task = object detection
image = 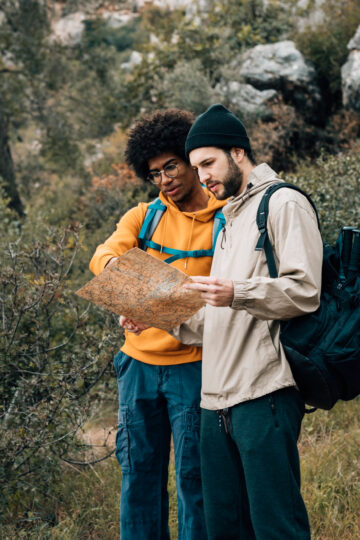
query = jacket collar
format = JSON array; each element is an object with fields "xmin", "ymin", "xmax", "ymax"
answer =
[{"xmin": 223, "ymin": 163, "xmax": 281, "ymax": 219}]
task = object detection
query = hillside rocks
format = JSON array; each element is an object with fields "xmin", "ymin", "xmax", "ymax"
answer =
[
  {"xmin": 239, "ymin": 40, "xmax": 321, "ymax": 118},
  {"xmin": 50, "ymin": 9, "xmax": 138, "ymax": 47},
  {"xmin": 120, "ymin": 50, "xmax": 143, "ymax": 71},
  {"xmin": 341, "ymin": 26, "xmax": 360, "ymax": 113},
  {"xmin": 215, "ymin": 81, "xmax": 278, "ymax": 120},
  {"xmin": 101, "ymin": 10, "xmax": 137, "ymax": 28},
  {"xmin": 135, "ymin": 0, "xmax": 210, "ymax": 10},
  {"xmin": 50, "ymin": 12, "xmax": 86, "ymax": 47}
]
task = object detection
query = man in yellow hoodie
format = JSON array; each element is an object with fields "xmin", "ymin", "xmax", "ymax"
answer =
[{"xmin": 89, "ymin": 108, "xmax": 225, "ymax": 540}]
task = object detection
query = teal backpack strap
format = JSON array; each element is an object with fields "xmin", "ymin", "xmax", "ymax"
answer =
[
  {"xmin": 161, "ymin": 246, "xmax": 214, "ymax": 264},
  {"xmin": 138, "ymin": 202, "xmax": 225, "ymax": 264},
  {"xmin": 212, "ymin": 210, "xmax": 226, "ymax": 248},
  {"xmin": 161, "ymin": 209, "xmax": 225, "ymax": 264},
  {"xmin": 138, "ymin": 198, "xmax": 166, "ymax": 250}
]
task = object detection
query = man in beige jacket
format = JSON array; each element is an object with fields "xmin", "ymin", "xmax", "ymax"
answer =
[{"xmin": 174, "ymin": 104, "xmax": 323, "ymax": 539}]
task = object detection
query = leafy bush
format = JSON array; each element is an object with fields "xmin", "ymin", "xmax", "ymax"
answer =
[
  {"xmin": 142, "ymin": 0, "xmax": 296, "ymax": 71},
  {"xmin": 285, "ymin": 143, "xmax": 360, "ymax": 243},
  {"xmin": 0, "ymin": 219, "xmax": 120, "ymax": 524},
  {"xmin": 157, "ymin": 60, "xmax": 215, "ymax": 114},
  {"xmin": 83, "ymin": 16, "xmax": 145, "ymax": 53},
  {"xmin": 294, "ymin": 0, "xmax": 360, "ymax": 110},
  {"xmin": 116, "ymin": 0, "xmax": 297, "ymax": 122},
  {"xmin": 0, "ymin": 182, "xmax": 22, "ymax": 240},
  {"xmin": 39, "ymin": 112, "xmax": 82, "ymax": 172}
]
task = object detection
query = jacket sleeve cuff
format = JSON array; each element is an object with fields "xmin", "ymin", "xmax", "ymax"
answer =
[{"xmin": 231, "ymin": 281, "xmax": 248, "ymax": 310}]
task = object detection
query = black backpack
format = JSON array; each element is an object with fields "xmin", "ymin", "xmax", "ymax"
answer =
[{"xmin": 255, "ymin": 182, "xmax": 360, "ymax": 410}]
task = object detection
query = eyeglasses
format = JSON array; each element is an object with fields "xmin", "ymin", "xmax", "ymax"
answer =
[{"xmin": 147, "ymin": 162, "xmax": 179, "ymax": 185}]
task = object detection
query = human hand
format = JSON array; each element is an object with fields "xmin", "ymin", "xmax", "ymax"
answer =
[
  {"xmin": 106, "ymin": 257, "xmax": 118, "ymax": 267},
  {"xmin": 183, "ymin": 276, "xmax": 234, "ymax": 307},
  {"xmin": 119, "ymin": 316, "xmax": 149, "ymax": 335}
]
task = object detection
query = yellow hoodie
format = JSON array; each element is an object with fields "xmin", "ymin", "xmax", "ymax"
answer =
[{"xmin": 89, "ymin": 188, "xmax": 226, "ymax": 365}]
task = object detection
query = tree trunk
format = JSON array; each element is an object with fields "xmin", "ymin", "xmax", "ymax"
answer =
[{"xmin": 0, "ymin": 114, "xmax": 24, "ymax": 217}]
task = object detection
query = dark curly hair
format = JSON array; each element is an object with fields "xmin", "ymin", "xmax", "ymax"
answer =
[{"xmin": 125, "ymin": 108, "xmax": 195, "ymax": 181}]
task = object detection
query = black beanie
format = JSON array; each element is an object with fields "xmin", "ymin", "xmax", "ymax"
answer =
[{"xmin": 185, "ymin": 104, "xmax": 251, "ymax": 156}]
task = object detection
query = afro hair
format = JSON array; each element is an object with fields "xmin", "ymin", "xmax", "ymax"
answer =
[{"xmin": 125, "ymin": 108, "xmax": 195, "ymax": 181}]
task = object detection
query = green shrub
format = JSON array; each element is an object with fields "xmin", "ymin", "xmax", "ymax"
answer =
[
  {"xmin": 0, "ymin": 182, "xmax": 22, "ymax": 240},
  {"xmin": 117, "ymin": 0, "xmax": 297, "ymax": 122},
  {"xmin": 0, "ymin": 223, "xmax": 120, "ymax": 524},
  {"xmin": 158, "ymin": 60, "xmax": 215, "ymax": 115},
  {"xmin": 285, "ymin": 145, "xmax": 360, "ymax": 243},
  {"xmin": 83, "ymin": 16, "xmax": 146, "ymax": 53},
  {"xmin": 294, "ymin": 0, "xmax": 360, "ymax": 110}
]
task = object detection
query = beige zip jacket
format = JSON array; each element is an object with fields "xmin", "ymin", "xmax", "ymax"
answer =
[{"xmin": 172, "ymin": 163, "xmax": 323, "ymax": 410}]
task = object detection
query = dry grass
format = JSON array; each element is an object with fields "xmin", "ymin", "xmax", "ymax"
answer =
[
  {"xmin": 2, "ymin": 398, "xmax": 359, "ymax": 539},
  {"xmin": 300, "ymin": 399, "xmax": 360, "ymax": 539}
]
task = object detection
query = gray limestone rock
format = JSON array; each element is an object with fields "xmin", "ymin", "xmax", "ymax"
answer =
[
  {"xmin": 341, "ymin": 26, "xmax": 360, "ymax": 113},
  {"xmin": 347, "ymin": 25, "xmax": 360, "ymax": 51},
  {"xmin": 341, "ymin": 51, "xmax": 360, "ymax": 113},
  {"xmin": 216, "ymin": 81, "xmax": 278, "ymax": 120},
  {"xmin": 120, "ymin": 50, "xmax": 143, "ymax": 71},
  {"xmin": 50, "ymin": 12, "xmax": 86, "ymax": 47},
  {"xmin": 102, "ymin": 11, "xmax": 138, "ymax": 29},
  {"xmin": 239, "ymin": 40, "xmax": 321, "ymax": 116}
]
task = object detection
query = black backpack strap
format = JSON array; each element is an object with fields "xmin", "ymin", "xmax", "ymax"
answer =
[{"xmin": 255, "ymin": 182, "xmax": 320, "ymax": 279}]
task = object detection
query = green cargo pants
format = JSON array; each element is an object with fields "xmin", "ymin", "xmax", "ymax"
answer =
[{"xmin": 200, "ymin": 387, "xmax": 311, "ymax": 540}]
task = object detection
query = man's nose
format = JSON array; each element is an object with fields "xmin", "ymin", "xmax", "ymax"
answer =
[
  {"xmin": 198, "ymin": 169, "xmax": 210, "ymax": 184},
  {"xmin": 160, "ymin": 171, "xmax": 173, "ymax": 184}
]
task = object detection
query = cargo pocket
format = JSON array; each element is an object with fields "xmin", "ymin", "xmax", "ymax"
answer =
[
  {"xmin": 113, "ymin": 352, "xmax": 132, "ymax": 379},
  {"xmin": 180, "ymin": 408, "xmax": 201, "ymax": 480},
  {"xmin": 115, "ymin": 405, "xmax": 130, "ymax": 472}
]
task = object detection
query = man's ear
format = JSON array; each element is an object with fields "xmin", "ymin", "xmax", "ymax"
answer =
[{"xmin": 230, "ymin": 147, "xmax": 245, "ymax": 164}]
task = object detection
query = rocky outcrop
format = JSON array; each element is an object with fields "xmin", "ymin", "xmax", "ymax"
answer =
[
  {"xmin": 216, "ymin": 81, "xmax": 278, "ymax": 120},
  {"xmin": 50, "ymin": 12, "xmax": 87, "ymax": 47},
  {"xmin": 296, "ymin": 0, "xmax": 325, "ymax": 31},
  {"xmin": 239, "ymin": 41, "xmax": 321, "ymax": 118},
  {"xmin": 347, "ymin": 25, "xmax": 360, "ymax": 50},
  {"xmin": 341, "ymin": 26, "xmax": 360, "ymax": 113},
  {"xmin": 120, "ymin": 50, "xmax": 143, "ymax": 71},
  {"xmin": 136, "ymin": 0, "xmax": 205, "ymax": 9},
  {"xmin": 101, "ymin": 11, "xmax": 137, "ymax": 28},
  {"xmin": 49, "ymin": 9, "xmax": 138, "ymax": 47}
]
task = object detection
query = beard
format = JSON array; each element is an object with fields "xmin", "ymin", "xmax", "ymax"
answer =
[{"xmin": 217, "ymin": 155, "xmax": 244, "ymax": 199}]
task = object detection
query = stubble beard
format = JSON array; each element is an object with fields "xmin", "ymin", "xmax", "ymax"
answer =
[{"xmin": 216, "ymin": 157, "xmax": 244, "ymax": 200}]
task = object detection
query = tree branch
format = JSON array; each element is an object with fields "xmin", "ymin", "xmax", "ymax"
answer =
[{"xmin": 61, "ymin": 448, "xmax": 115, "ymax": 467}]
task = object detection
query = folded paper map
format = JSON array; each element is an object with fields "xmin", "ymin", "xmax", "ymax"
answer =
[{"xmin": 76, "ymin": 247, "xmax": 205, "ymax": 331}]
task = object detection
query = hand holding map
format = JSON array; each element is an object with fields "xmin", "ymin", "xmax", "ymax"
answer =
[{"xmin": 76, "ymin": 248, "xmax": 205, "ymax": 331}]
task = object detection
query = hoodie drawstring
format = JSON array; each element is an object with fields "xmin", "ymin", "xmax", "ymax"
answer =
[
  {"xmin": 159, "ymin": 210, "xmax": 168, "ymax": 254},
  {"xmin": 184, "ymin": 214, "xmax": 196, "ymax": 270}
]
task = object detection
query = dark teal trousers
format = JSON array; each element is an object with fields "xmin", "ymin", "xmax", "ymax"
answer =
[{"xmin": 200, "ymin": 387, "xmax": 311, "ymax": 540}]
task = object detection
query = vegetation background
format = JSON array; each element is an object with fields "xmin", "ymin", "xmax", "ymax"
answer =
[{"xmin": 0, "ymin": 0, "xmax": 359, "ymax": 538}]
